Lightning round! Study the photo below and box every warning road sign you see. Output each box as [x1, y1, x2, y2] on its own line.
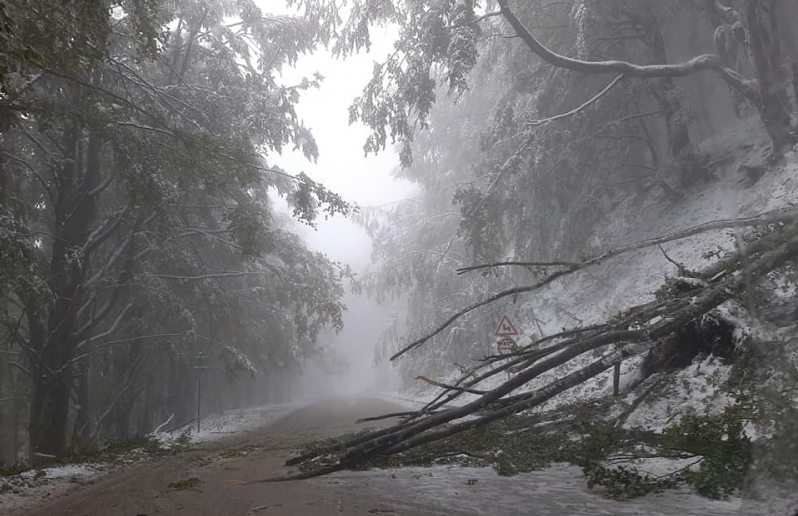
[494, 315, 518, 336]
[497, 336, 518, 355]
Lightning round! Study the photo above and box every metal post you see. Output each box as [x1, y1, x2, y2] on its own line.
[194, 352, 208, 434]
[197, 367, 202, 434]
[13, 393, 19, 463]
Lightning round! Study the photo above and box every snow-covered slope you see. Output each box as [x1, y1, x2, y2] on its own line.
[406, 118, 798, 430]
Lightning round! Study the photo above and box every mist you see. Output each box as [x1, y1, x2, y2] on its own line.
[2, 1, 798, 514]
[267, 18, 416, 398]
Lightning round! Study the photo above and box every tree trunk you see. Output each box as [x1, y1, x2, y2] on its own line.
[73, 357, 91, 441]
[29, 113, 103, 459]
[29, 364, 73, 462]
[12, 384, 19, 464]
[641, 1, 692, 160]
[0, 354, 5, 463]
[743, 0, 794, 155]
[140, 372, 152, 434]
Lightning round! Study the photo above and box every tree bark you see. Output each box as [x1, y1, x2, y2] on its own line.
[73, 356, 91, 441]
[29, 113, 104, 459]
[743, 0, 793, 155]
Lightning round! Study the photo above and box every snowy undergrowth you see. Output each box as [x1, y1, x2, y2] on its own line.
[326, 463, 769, 516]
[0, 400, 307, 511]
[149, 399, 308, 446]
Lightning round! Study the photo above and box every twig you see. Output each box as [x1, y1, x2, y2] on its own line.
[658, 245, 689, 275]
[456, 260, 577, 275]
[151, 413, 175, 434]
[414, 375, 486, 395]
[356, 411, 434, 423]
[525, 74, 624, 127]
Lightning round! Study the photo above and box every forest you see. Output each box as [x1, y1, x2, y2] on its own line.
[2, 0, 798, 513]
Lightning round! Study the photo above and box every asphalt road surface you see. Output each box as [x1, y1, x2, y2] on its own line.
[10, 396, 461, 516]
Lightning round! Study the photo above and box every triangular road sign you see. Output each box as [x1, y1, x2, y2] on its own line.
[495, 315, 518, 336]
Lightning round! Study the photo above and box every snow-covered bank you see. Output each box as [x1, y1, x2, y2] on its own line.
[149, 399, 309, 445]
[320, 462, 774, 516]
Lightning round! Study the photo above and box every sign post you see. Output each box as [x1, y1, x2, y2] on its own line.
[495, 315, 519, 355]
[193, 352, 209, 433]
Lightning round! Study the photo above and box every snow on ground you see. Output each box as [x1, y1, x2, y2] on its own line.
[317, 463, 769, 516]
[150, 399, 309, 445]
[620, 355, 734, 432]
[0, 463, 107, 511]
[0, 399, 307, 512]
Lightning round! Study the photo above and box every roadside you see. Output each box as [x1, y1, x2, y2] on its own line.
[1, 396, 464, 516]
[0, 400, 308, 512]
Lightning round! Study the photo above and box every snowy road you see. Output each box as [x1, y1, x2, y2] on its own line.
[3, 396, 768, 515]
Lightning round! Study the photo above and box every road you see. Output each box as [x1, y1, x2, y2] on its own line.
[9, 396, 461, 516]
[5, 396, 775, 516]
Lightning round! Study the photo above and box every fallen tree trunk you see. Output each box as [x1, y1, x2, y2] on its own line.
[237, 221, 798, 484]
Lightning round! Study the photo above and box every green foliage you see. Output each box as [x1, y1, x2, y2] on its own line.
[0, 462, 28, 477]
[663, 404, 753, 499]
[333, 0, 484, 166]
[296, 395, 761, 501]
[726, 337, 757, 392]
[168, 476, 201, 490]
[583, 464, 677, 500]
[1, 0, 354, 456]
[58, 434, 183, 466]
[0, 0, 43, 97]
[349, 0, 724, 381]
[217, 443, 263, 459]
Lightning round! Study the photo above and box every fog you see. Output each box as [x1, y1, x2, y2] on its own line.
[3, 2, 798, 510]
[269, 18, 414, 397]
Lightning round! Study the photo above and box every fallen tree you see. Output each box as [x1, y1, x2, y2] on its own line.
[233, 211, 798, 494]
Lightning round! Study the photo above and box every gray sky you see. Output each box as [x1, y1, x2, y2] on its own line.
[263, 4, 414, 391]
[266, 9, 415, 270]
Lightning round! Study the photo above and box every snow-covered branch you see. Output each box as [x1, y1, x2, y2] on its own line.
[496, 0, 759, 102]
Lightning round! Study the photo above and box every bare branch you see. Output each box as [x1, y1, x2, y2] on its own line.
[1, 151, 55, 201]
[658, 244, 690, 275]
[74, 303, 133, 350]
[8, 362, 32, 377]
[395, 207, 798, 360]
[154, 271, 272, 280]
[457, 260, 577, 275]
[178, 228, 243, 250]
[414, 375, 486, 395]
[467, 11, 503, 26]
[496, 0, 759, 102]
[525, 74, 624, 127]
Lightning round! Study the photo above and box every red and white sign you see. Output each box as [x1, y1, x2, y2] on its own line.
[497, 336, 518, 355]
[494, 315, 518, 337]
